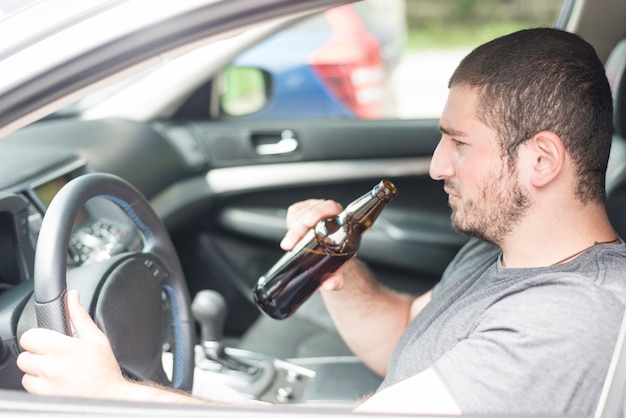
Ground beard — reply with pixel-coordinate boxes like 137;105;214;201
447;165;531;246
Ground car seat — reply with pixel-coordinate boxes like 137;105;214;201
606;39;626;238
593;38;626;418
237;291;353;359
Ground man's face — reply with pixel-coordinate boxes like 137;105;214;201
429;85;530;245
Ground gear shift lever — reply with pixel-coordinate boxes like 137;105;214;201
191;290;257;374
191;289;227;343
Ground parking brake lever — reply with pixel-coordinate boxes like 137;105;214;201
191;289;258;374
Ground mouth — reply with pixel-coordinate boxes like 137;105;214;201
443;185;459;206
444;186;457;197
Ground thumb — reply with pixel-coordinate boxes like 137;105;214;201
66;289;102;339
320;275;344;291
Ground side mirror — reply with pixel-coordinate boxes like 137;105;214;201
219;66;270;116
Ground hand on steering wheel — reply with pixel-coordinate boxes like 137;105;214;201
18;290;130;397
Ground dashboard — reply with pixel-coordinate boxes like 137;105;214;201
0;117;209;296
0;152;146;293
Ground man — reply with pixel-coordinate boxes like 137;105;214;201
17;27;626;415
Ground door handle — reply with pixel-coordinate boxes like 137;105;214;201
254;130;298;155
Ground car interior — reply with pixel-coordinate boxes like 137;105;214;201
0;6;462;404
1;0;626;416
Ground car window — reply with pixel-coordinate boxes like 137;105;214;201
220;0;564;120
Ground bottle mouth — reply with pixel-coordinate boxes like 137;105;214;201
374;179;397;199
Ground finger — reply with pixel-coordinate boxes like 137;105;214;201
16;350;60;382
321;275;344;291
16;351;42;377
281;200;343;249
21;372;45;394
285;199;343;228
281;201;319;249
19;328;69;354
284;200;318;227
280;227;311;251
66;289;102;340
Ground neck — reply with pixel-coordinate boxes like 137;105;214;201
499;201;619;268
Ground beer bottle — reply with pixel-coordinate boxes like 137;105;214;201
253;180;397;320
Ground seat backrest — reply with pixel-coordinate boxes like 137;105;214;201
607;40;626;139
594;39;626;418
605;39;626;239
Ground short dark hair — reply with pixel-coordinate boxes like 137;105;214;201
449;27;613;203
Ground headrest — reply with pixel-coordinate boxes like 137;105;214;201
606;39;626;137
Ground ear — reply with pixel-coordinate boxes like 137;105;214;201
526;131;565;188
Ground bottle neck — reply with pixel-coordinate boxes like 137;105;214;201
340;186;393;229
315;180;396;253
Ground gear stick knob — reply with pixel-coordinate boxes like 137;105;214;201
191;289;258;374
191;289;227;343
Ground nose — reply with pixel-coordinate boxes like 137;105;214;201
429;137;455;180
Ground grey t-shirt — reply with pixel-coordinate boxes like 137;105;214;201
379;238;626;415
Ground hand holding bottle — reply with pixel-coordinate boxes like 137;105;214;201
280;198;346;291
254;180;397;320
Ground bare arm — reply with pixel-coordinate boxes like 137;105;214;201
281;199;433;377
320;260;432;376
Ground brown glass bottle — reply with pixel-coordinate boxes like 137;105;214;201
253;180;397;320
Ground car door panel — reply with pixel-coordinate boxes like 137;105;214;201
218;204;465;274
191;119;443;165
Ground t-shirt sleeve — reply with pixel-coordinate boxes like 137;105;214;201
431;277;624;415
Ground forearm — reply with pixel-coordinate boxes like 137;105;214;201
320;259;414;377
119;379;212;405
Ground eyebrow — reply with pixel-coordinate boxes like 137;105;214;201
438;125;467;137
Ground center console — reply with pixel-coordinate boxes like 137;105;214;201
192;347;382;406
189;290;381;406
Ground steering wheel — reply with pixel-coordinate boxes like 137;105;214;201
32;173;194;391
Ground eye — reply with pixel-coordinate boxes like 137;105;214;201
452;138;466;148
